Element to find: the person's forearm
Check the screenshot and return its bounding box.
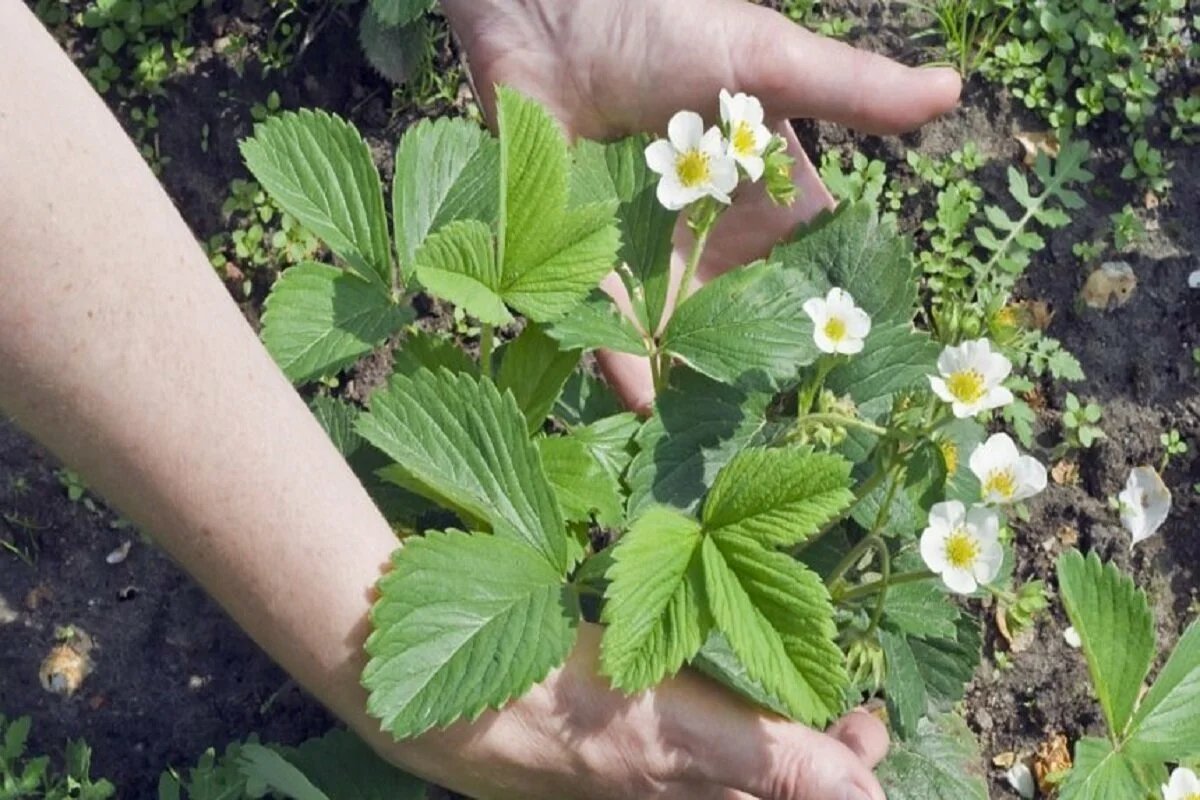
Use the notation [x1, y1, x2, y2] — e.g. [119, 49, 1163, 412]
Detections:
[0, 0, 399, 765]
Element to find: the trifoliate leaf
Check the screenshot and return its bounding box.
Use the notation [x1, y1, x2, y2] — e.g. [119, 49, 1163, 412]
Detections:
[496, 324, 581, 433]
[1058, 737, 1147, 800]
[691, 631, 791, 718]
[242, 111, 391, 286]
[880, 630, 927, 739]
[662, 260, 820, 389]
[601, 507, 708, 690]
[359, 11, 429, 87]
[537, 437, 624, 527]
[877, 713, 988, 800]
[627, 371, 770, 516]
[356, 368, 569, 571]
[412, 220, 509, 325]
[1057, 550, 1154, 736]
[701, 532, 847, 725]
[284, 730, 427, 800]
[604, 135, 678, 334]
[392, 117, 498, 281]
[391, 330, 478, 378]
[367, 0, 434, 26]
[701, 449, 854, 549]
[568, 412, 640, 482]
[543, 290, 649, 356]
[496, 87, 620, 321]
[364, 532, 578, 738]
[261, 262, 411, 383]
[238, 746, 329, 800]
[1126, 618, 1200, 762]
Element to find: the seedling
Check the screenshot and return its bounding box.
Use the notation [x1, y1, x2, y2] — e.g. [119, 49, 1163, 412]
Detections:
[1160, 428, 1188, 470]
[1061, 392, 1105, 452]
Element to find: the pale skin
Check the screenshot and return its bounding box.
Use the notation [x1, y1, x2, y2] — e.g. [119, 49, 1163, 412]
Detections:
[0, 1, 959, 798]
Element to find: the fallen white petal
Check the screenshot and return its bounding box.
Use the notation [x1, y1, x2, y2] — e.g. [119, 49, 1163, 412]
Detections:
[1063, 626, 1082, 648]
[1005, 762, 1036, 799]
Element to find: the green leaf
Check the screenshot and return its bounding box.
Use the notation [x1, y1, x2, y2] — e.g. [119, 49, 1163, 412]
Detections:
[412, 220, 510, 325]
[284, 730, 427, 800]
[497, 324, 582, 433]
[392, 330, 479, 378]
[238, 746, 329, 800]
[569, 412, 640, 482]
[882, 579, 960, 640]
[1057, 550, 1154, 736]
[691, 631, 791, 718]
[356, 368, 569, 571]
[627, 371, 770, 516]
[537, 436, 624, 527]
[939, 419, 985, 504]
[601, 507, 708, 690]
[359, 12, 430, 87]
[1126, 618, 1200, 762]
[824, 321, 939, 409]
[555, 370, 623, 427]
[368, 0, 434, 25]
[662, 260, 820, 388]
[262, 262, 411, 383]
[701, 533, 847, 725]
[364, 532, 578, 738]
[605, 135, 678, 333]
[701, 449, 854, 549]
[568, 139, 618, 207]
[876, 713, 988, 800]
[393, 116, 499, 280]
[1058, 737, 1148, 800]
[909, 614, 981, 707]
[242, 111, 391, 286]
[880, 630, 927, 739]
[309, 395, 364, 458]
[496, 87, 620, 321]
[544, 290, 649, 356]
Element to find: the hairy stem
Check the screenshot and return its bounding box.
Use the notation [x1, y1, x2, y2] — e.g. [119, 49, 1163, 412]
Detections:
[839, 569, 936, 603]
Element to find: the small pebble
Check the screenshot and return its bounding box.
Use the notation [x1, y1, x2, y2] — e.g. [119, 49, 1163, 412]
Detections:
[105, 540, 132, 565]
[1006, 762, 1036, 799]
[0, 594, 17, 625]
[1064, 626, 1082, 648]
[975, 708, 994, 731]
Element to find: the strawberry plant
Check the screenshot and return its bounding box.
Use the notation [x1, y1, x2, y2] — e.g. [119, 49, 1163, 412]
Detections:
[237, 86, 1074, 796]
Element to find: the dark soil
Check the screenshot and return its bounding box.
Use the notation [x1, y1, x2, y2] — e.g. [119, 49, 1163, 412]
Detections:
[4, 0, 1198, 798]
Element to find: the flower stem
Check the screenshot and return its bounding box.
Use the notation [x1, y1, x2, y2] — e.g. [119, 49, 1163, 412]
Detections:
[826, 534, 885, 590]
[660, 213, 717, 390]
[796, 356, 836, 417]
[795, 413, 887, 437]
[839, 569, 936, 603]
[479, 323, 495, 376]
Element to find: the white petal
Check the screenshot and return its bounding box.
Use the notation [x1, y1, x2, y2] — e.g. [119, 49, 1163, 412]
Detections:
[1005, 763, 1035, 799]
[644, 140, 677, 176]
[742, 93, 765, 126]
[969, 434, 1017, 481]
[982, 385, 1015, 411]
[983, 350, 1014, 384]
[719, 88, 734, 124]
[838, 336, 865, 355]
[930, 500, 967, 529]
[845, 307, 872, 339]
[942, 567, 978, 595]
[951, 399, 977, 419]
[752, 123, 772, 151]
[1123, 466, 1171, 545]
[655, 176, 700, 211]
[1013, 455, 1048, 500]
[738, 153, 765, 182]
[920, 525, 951, 573]
[803, 297, 828, 324]
[967, 505, 1001, 543]
[668, 111, 705, 151]
[1063, 626, 1082, 648]
[973, 538, 1004, 585]
[825, 287, 852, 310]
[937, 342, 969, 376]
[928, 376, 956, 404]
[699, 126, 727, 157]
[1166, 767, 1200, 799]
[708, 155, 740, 195]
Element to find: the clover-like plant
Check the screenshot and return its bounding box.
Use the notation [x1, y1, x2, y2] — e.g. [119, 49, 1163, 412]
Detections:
[239, 86, 1065, 797]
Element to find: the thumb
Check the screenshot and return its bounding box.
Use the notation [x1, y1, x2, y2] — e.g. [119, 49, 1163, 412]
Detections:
[726, 1, 962, 134]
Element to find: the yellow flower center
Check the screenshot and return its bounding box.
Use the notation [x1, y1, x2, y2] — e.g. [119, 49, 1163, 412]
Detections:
[939, 440, 959, 474]
[675, 149, 711, 188]
[946, 369, 986, 404]
[944, 528, 980, 569]
[732, 122, 757, 156]
[984, 469, 1017, 499]
[823, 316, 847, 343]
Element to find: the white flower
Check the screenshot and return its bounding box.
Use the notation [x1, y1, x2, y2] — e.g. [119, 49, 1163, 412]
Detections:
[1118, 466, 1171, 546]
[920, 501, 1004, 595]
[802, 288, 872, 355]
[1063, 626, 1082, 648]
[928, 339, 1014, 418]
[719, 89, 772, 181]
[645, 111, 738, 210]
[1005, 763, 1035, 800]
[1163, 767, 1200, 800]
[969, 433, 1048, 504]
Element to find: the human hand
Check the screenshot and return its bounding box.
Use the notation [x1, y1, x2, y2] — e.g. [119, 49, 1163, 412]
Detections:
[387, 623, 889, 800]
[441, 0, 961, 410]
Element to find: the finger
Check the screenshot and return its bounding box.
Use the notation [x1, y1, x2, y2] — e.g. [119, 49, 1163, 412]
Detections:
[827, 708, 890, 768]
[727, 1, 962, 134]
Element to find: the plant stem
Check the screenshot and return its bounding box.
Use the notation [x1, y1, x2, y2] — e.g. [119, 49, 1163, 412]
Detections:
[794, 413, 887, 437]
[839, 570, 936, 603]
[864, 541, 892, 637]
[826, 534, 884, 589]
[479, 323, 495, 376]
[793, 460, 890, 557]
[660, 216, 716, 390]
[796, 356, 836, 417]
